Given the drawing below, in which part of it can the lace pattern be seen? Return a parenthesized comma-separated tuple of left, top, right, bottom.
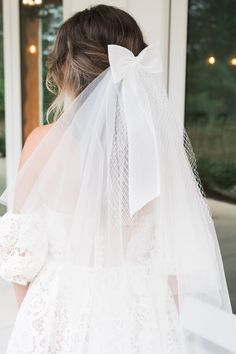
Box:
(0, 208, 183, 353)
(5, 260, 183, 354)
(0, 210, 48, 285)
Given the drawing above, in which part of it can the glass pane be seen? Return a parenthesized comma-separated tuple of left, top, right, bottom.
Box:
(0, 0, 6, 216)
(185, 0, 236, 312)
(19, 0, 63, 143)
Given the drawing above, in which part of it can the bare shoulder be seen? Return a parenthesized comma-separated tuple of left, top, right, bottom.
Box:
(28, 122, 55, 144)
(18, 122, 56, 170)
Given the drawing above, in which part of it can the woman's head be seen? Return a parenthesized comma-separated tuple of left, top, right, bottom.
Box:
(46, 4, 147, 120)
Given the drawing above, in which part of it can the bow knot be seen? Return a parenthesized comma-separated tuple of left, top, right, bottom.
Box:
(108, 42, 163, 83)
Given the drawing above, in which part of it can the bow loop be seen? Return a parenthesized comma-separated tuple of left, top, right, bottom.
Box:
(108, 42, 163, 83)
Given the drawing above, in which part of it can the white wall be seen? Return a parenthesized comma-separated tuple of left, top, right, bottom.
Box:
(3, 0, 22, 191)
(168, 0, 188, 127)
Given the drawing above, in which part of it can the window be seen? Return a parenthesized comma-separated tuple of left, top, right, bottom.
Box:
(185, 0, 236, 311)
(20, 0, 63, 142)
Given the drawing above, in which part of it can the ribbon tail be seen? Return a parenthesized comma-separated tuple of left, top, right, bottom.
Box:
(121, 78, 160, 218)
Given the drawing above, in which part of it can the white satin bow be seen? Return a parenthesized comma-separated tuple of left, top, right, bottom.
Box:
(108, 43, 162, 218)
(108, 42, 163, 83)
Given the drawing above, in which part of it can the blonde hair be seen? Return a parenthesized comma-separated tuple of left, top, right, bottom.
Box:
(46, 4, 147, 122)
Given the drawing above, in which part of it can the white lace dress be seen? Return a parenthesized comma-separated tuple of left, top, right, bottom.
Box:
(0, 207, 183, 354)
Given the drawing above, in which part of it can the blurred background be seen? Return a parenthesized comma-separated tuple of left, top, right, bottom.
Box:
(0, 0, 235, 351)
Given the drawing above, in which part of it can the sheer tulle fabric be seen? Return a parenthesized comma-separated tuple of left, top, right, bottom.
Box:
(0, 43, 233, 353)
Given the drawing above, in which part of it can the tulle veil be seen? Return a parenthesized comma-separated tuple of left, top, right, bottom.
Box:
(0, 42, 234, 353)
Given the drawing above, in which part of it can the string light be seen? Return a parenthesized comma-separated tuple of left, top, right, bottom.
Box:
(208, 56, 215, 65)
(207, 55, 236, 66)
(29, 45, 37, 54)
(22, 0, 43, 5)
(230, 58, 236, 66)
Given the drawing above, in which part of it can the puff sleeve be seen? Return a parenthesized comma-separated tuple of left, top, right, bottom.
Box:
(0, 210, 48, 285)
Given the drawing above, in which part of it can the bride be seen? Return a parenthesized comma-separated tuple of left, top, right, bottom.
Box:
(0, 4, 233, 353)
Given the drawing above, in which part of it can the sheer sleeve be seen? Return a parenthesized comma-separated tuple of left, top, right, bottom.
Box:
(0, 210, 48, 285)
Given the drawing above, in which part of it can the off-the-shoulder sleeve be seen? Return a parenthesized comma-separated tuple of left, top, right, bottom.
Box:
(0, 210, 48, 285)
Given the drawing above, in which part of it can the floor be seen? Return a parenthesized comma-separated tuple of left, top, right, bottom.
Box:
(0, 159, 235, 352)
(209, 199, 236, 312)
(0, 279, 18, 353)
